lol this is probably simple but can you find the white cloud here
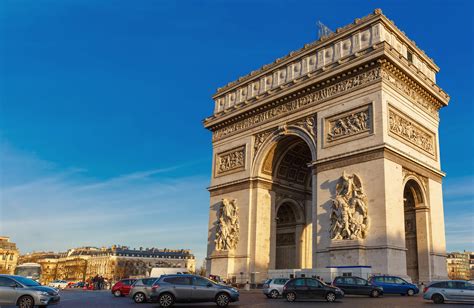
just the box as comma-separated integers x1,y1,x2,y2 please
0,144,210,263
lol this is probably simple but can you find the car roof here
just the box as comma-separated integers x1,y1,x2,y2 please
334,276,364,279
1,275,29,279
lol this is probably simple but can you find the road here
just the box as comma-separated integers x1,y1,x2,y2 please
1,289,471,308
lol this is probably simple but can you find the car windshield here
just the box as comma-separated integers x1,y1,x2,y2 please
14,276,41,287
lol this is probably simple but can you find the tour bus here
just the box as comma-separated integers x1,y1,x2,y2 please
14,262,42,282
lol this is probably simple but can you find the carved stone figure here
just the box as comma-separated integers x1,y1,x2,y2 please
215,199,240,251
330,172,369,240
388,108,435,156
327,110,370,141
216,147,246,175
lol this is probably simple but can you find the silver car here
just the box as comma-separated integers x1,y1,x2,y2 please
262,278,289,299
423,280,474,304
150,274,239,307
0,274,60,308
129,277,159,303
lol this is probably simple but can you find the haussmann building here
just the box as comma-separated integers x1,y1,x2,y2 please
203,9,450,284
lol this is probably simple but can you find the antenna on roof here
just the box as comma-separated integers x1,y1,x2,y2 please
317,21,333,39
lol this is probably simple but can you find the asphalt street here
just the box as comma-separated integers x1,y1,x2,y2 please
2,289,472,308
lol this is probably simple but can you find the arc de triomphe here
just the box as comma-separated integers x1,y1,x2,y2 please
203,9,449,283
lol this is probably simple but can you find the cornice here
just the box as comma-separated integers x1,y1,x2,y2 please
212,9,383,98
205,55,446,142
204,44,385,128
211,8,440,104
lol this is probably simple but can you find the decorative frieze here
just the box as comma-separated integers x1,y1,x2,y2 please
325,104,372,146
381,61,441,119
212,9,441,115
388,107,436,158
215,146,246,177
212,66,381,141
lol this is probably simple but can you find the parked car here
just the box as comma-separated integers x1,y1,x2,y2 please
282,277,344,302
48,280,69,289
369,275,419,296
423,280,474,304
149,274,239,307
111,278,136,297
70,282,85,288
129,277,159,303
332,276,383,297
0,274,60,308
262,278,289,299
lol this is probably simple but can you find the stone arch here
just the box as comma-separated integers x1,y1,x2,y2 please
276,198,305,224
251,127,314,271
402,177,431,283
251,125,317,178
403,176,427,208
274,199,307,270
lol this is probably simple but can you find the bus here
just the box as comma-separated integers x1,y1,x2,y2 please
14,263,42,281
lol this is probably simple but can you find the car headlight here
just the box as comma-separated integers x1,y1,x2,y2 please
38,291,50,296
231,288,239,293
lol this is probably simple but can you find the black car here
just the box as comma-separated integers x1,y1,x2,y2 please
282,277,344,302
332,276,383,297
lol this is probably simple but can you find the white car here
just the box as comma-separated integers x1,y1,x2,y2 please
48,279,69,289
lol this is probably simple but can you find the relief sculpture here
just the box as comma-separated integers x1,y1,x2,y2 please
330,172,369,240
215,146,245,176
388,107,435,157
215,199,240,251
327,110,369,141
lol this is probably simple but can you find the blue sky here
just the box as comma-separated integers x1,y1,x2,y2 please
0,0,473,264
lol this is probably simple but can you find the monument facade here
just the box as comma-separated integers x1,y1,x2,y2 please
203,9,449,283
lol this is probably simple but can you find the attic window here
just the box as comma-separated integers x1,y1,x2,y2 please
407,50,413,63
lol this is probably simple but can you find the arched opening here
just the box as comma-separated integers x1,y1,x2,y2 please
403,179,424,283
275,202,298,269
259,134,313,270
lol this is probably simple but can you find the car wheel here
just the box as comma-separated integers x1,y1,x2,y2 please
407,289,415,296
134,292,146,303
270,289,279,299
432,293,444,304
216,293,230,307
158,293,175,307
113,290,122,297
326,292,336,302
370,289,380,298
286,292,296,302
17,295,34,308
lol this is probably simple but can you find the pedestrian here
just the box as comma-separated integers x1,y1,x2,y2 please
244,281,250,291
